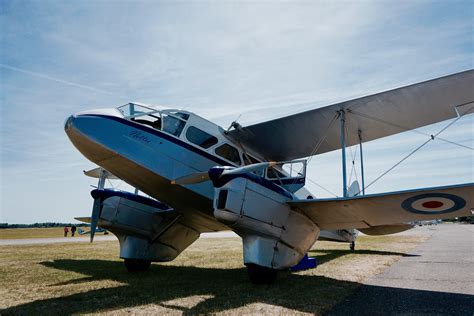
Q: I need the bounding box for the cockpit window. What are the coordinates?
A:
[117,103,190,136]
[186,126,218,148]
[162,114,186,137]
[215,143,241,165]
[118,103,160,118]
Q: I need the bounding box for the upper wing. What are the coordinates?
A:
[288,183,473,230]
[229,70,474,161]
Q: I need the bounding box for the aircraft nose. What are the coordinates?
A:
[64,108,122,134]
[64,115,76,133]
[64,110,121,164]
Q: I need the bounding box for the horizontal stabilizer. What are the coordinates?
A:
[83,167,119,179]
[74,216,91,223]
[289,183,473,230]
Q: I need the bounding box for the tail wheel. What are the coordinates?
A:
[124,259,151,272]
[246,263,278,284]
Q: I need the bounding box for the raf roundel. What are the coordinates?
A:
[401,193,466,215]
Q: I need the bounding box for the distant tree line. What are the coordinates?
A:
[0,222,89,229]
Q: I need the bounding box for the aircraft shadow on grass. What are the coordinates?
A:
[2,249,473,315]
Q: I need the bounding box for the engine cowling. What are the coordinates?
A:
[213,176,319,270]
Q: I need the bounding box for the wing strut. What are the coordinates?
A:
[358,129,366,195]
[90,168,107,242]
[339,110,348,197]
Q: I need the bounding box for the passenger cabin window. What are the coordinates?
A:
[162,114,186,137]
[215,144,241,165]
[186,126,218,148]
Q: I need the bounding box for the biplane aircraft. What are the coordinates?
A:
[65,70,473,283]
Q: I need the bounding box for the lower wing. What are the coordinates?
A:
[289,183,473,230]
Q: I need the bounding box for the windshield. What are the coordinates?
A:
[117,103,189,137]
[117,103,161,119]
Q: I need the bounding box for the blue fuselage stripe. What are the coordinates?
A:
[84,114,235,167]
[82,114,293,200]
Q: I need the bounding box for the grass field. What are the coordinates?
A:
[0,233,428,315]
[0,227,80,239]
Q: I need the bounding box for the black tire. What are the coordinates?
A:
[124,259,151,272]
[246,263,278,284]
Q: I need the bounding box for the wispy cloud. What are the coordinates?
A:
[0,64,127,98]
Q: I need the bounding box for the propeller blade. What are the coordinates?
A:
[223,161,278,176]
[90,197,101,242]
[171,172,210,185]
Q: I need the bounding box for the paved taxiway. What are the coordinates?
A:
[328,224,474,315]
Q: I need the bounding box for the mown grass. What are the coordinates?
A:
[0,234,428,315]
[0,228,80,239]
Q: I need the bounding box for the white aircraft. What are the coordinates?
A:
[65,70,473,283]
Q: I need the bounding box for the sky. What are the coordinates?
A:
[0,0,473,224]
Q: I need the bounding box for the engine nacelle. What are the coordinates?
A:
[213,176,319,269]
[93,189,199,261]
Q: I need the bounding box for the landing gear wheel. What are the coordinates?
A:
[246,263,278,284]
[350,241,355,251]
[124,259,151,272]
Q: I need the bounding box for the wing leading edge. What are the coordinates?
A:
[288,183,473,230]
[229,70,474,161]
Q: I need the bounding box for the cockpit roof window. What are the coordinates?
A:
[186,126,218,149]
[171,112,190,120]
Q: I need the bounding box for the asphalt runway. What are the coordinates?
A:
[0,231,238,245]
[328,224,474,315]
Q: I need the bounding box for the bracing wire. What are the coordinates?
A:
[345,122,359,186]
[289,112,340,196]
[106,178,114,189]
[306,177,339,197]
[357,112,469,195]
[306,112,341,164]
[349,109,474,151]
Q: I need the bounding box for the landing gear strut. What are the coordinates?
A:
[124,259,151,272]
[350,241,355,251]
[246,263,278,284]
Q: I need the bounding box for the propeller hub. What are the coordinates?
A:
[208,167,229,186]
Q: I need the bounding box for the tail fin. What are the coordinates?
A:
[348,181,360,197]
